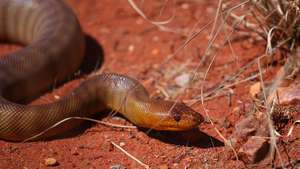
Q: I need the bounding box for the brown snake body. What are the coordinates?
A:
[0,0,203,142]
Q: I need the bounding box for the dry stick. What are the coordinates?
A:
[193,13,266,102]
[161,20,213,67]
[126,0,215,136]
[192,0,256,160]
[157,0,170,18]
[252,1,300,166]
[127,0,178,34]
[208,0,223,42]
[187,71,262,105]
[140,7,220,135]
[286,120,300,137]
[162,0,250,68]
[138,1,251,153]
[273,120,300,138]
[128,0,249,159]
[22,117,136,142]
[111,141,150,169]
[197,0,245,160]
[257,58,285,168]
[143,25,216,135]
[205,62,260,99]
[265,17,294,169]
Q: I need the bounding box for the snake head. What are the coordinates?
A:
[146,100,204,131]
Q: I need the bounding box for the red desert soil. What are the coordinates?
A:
[0,0,299,169]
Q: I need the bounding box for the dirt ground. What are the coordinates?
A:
[0,0,299,169]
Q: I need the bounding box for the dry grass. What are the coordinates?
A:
[247,0,300,52]
[232,0,300,167]
[22,0,299,167]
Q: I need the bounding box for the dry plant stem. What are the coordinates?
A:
[195,54,267,102]
[250,0,300,165]
[127,0,178,34]
[285,120,300,137]
[111,141,150,169]
[161,20,213,67]
[197,0,245,161]
[195,0,254,161]
[257,58,285,167]
[22,117,136,142]
[186,70,262,106]
[161,0,250,68]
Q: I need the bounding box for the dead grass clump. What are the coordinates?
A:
[250,0,300,52]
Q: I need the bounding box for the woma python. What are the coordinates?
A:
[0,0,203,142]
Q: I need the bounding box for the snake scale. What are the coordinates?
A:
[0,0,203,142]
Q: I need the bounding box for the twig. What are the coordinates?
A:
[127,0,178,34]
[111,141,150,169]
[257,57,285,168]
[22,117,136,142]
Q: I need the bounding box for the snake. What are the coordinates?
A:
[0,0,203,142]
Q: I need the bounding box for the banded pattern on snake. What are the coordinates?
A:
[0,0,203,142]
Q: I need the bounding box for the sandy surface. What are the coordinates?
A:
[0,0,299,168]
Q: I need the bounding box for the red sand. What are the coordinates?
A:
[0,1,298,168]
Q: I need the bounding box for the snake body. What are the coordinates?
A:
[0,0,203,142]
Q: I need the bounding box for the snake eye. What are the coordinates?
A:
[169,102,193,122]
[171,109,182,122]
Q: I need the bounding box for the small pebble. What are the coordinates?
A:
[110,164,125,169]
[119,142,126,147]
[128,45,134,52]
[181,3,189,9]
[151,48,160,55]
[54,95,60,99]
[44,157,58,166]
[175,73,190,87]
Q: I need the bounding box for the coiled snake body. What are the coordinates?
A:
[0,0,203,141]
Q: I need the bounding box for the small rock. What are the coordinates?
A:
[238,136,270,163]
[128,45,134,52]
[231,114,269,142]
[229,113,270,163]
[231,115,258,141]
[275,85,300,105]
[159,164,169,169]
[175,73,190,87]
[173,163,179,167]
[181,3,189,9]
[119,142,126,147]
[151,48,160,55]
[44,157,58,166]
[110,164,125,169]
[54,95,60,99]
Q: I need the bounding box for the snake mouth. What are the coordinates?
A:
[149,115,202,131]
[146,101,204,131]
